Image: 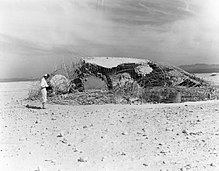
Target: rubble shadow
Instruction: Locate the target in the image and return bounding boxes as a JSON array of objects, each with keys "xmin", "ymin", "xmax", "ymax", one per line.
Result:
[{"xmin": 25, "ymin": 104, "xmax": 42, "ymax": 109}]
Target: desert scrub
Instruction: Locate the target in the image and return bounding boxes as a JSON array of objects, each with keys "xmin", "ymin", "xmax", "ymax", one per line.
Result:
[
  {"xmin": 27, "ymin": 81, "xmax": 41, "ymax": 100},
  {"xmin": 51, "ymin": 62, "xmax": 81, "ymax": 80}
]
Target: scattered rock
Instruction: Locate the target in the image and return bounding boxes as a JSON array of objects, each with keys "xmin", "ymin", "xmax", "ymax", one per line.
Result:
[
  {"xmin": 182, "ymin": 130, "xmax": 188, "ymax": 135},
  {"xmin": 73, "ymin": 147, "xmax": 78, "ymax": 152},
  {"xmin": 19, "ymin": 137, "xmax": 27, "ymax": 141},
  {"xmin": 77, "ymin": 157, "xmax": 87, "ymax": 162},
  {"xmin": 61, "ymin": 138, "xmax": 68, "ymax": 144},
  {"xmin": 57, "ymin": 133, "xmax": 63, "ymax": 137},
  {"xmin": 122, "ymin": 132, "xmax": 128, "ymax": 135},
  {"xmin": 185, "ymin": 164, "xmax": 191, "ymax": 169},
  {"xmin": 101, "ymin": 156, "xmax": 106, "ymax": 161},
  {"xmin": 210, "ymin": 163, "xmax": 215, "ymax": 167},
  {"xmin": 45, "ymin": 159, "xmax": 56, "ymax": 164},
  {"xmin": 160, "ymin": 151, "xmax": 166, "ymax": 154},
  {"xmin": 35, "ymin": 166, "xmax": 48, "ymax": 171},
  {"xmin": 121, "ymin": 152, "xmax": 126, "ymax": 156},
  {"xmin": 143, "ymin": 163, "xmax": 148, "ymax": 167}
]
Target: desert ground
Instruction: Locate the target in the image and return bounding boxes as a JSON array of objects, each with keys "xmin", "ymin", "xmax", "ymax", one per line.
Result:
[
  {"xmin": 195, "ymin": 73, "xmax": 219, "ymax": 87},
  {"xmin": 0, "ymin": 78, "xmax": 219, "ymax": 171}
]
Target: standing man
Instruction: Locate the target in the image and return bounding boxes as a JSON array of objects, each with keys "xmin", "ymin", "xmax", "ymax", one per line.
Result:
[{"xmin": 40, "ymin": 74, "xmax": 50, "ymax": 109}]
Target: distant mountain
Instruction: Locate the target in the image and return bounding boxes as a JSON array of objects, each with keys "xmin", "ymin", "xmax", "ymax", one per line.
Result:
[
  {"xmin": 178, "ymin": 64, "xmax": 219, "ymax": 73},
  {"xmin": 0, "ymin": 78, "xmax": 37, "ymax": 82}
]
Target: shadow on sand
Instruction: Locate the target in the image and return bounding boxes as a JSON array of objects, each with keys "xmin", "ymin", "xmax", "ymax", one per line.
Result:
[{"xmin": 25, "ymin": 104, "xmax": 42, "ymax": 109}]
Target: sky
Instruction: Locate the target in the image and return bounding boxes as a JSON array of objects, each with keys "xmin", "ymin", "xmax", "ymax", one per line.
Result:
[{"xmin": 0, "ymin": 0, "xmax": 219, "ymax": 79}]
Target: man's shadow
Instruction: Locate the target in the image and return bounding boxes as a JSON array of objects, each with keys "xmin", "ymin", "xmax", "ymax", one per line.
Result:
[{"xmin": 25, "ymin": 104, "xmax": 42, "ymax": 109}]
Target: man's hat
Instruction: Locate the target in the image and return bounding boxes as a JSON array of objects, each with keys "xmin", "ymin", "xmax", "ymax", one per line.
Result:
[{"xmin": 44, "ymin": 74, "xmax": 50, "ymax": 78}]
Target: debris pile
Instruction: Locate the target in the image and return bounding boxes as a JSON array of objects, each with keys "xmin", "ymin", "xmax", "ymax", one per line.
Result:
[
  {"xmin": 28, "ymin": 57, "xmax": 219, "ymax": 104},
  {"xmin": 142, "ymin": 86, "xmax": 219, "ymax": 103},
  {"xmin": 50, "ymin": 74, "xmax": 69, "ymax": 94},
  {"xmin": 48, "ymin": 85, "xmax": 219, "ymax": 105},
  {"xmin": 77, "ymin": 57, "xmax": 209, "ymax": 90},
  {"xmin": 49, "ymin": 90, "xmax": 116, "ymax": 105},
  {"xmin": 113, "ymin": 73, "xmax": 142, "ymax": 94}
]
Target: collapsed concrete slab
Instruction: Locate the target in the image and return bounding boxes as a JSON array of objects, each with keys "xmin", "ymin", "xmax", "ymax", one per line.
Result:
[
  {"xmin": 75, "ymin": 57, "xmax": 209, "ymax": 91},
  {"xmin": 46, "ymin": 57, "xmax": 219, "ymax": 105}
]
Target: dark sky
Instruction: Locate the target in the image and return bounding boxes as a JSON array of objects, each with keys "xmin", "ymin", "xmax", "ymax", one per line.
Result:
[{"xmin": 0, "ymin": 0, "xmax": 219, "ymax": 78}]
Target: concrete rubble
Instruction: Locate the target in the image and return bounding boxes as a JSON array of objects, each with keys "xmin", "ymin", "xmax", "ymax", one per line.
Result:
[{"xmin": 30, "ymin": 57, "xmax": 219, "ymax": 104}]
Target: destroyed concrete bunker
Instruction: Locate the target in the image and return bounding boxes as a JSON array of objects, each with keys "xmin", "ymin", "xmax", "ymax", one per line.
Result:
[
  {"xmin": 47, "ymin": 57, "xmax": 219, "ymax": 104},
  {"xmin": 74, "ymin": 57, "xmax": 208, "ymax": 91}
]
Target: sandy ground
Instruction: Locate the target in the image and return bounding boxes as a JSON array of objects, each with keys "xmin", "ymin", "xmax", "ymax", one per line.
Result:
[
  {"xmin": 0, "ymin": 82, "xmax": 219, "ymax": 171},
  {"xmin": 196, "ymin": 73, "xmax": 219, "ymax": 86}
]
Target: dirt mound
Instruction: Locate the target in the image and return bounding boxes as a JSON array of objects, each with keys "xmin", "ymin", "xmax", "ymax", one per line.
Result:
[
  {"xmin": 49, "ymin": 90, "xmax": 116, "ymax": 105},
  {"xmin": 47, "ymin": 85, "xmax": 219, "ymax": 106},
  {"xmin": 28, "ymin": 57, "xmax": 219, "ymax": 104}
]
